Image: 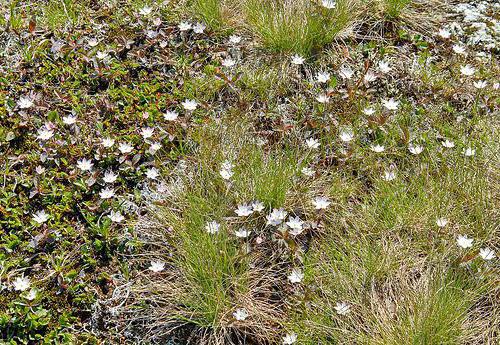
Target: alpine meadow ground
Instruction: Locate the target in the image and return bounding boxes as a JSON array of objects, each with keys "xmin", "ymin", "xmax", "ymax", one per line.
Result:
[{"xmin": 1, "ymin": 0, "xmax": 498, "ymax": 344}]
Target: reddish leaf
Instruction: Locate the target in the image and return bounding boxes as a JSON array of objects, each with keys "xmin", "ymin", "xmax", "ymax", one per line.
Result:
[
  {"xmin": 460, "ymin": 251, "xmax": 477, "ymax": 263},
  {"xmin": 29, "ymin": 19, "xmax": 36, "ymax": 33}
]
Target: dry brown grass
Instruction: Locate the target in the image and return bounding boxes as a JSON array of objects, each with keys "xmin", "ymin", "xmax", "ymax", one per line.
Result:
[{"xmin": 113, "ymin": 263, "xmax": 285, "ymax": 344}]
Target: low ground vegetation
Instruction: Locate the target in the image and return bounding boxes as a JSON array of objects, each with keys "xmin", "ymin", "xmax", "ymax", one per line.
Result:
[{"xmin": 0, "ymin": 0, "xmax": 498, "ymax": 344}]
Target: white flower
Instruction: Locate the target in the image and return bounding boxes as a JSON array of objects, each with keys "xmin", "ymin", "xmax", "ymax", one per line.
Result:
[
  {"xmin": 24, "ymin": 288, "xmax": 37, "ymax": 301},
  {"xmin": 103, "ymin": 170, "xmax": 118, "ymax": 183},
  {"xmin": 460, "ymin": 65, "xmax": 475, "ymax": 76},
  {"xmin": 338, "ymin": 65, "xmax": 354, "ymax": 80},
  {"xmin": 146, "ymin": 30, "xmax": 158, "ymax": 39},
  {"xmin": 334, "ymin": 302, "xmax": 351, "ymax": 315},
  {"xmin": 178, "ymin": 21, "xmax": 192, "ymax": 32},
  {"xmin": 235, "ymin": 204, "xmax": 253, "ymax": 217},
  {"xmin": 220, "ymin": 160, "xmax": 234, "ymax": 180},
  {"xmin": 382, "ymin": 98, "xmax": 399, "ymax": 111},
  {"xmin": 438, "ymin": 28, "xmax": 451, "ymax": 39},
  {"xmin": 378, "ymin": 60, "xmax": 392, "ymax": 73},
  {"xmin": 33, "ymin": 210, "xmax": 49, "ymax": 224},
  {"xmin": 13, "ymin": 276, "xmax": 30, "ymax": 291},
  {"xmin": 252, "ymin": 201, "xmax": 265, "ymax": 212},
  {"xmin": 62, "ymin": 114, "xmax": 77, "ymax": 125},
  {"xmin": 322, "ymin": 0, "xmax": 336, "ymax": 9},
  {"xmin": 457, "ymin": 235, "xmax": 473, "ymax": 249},
  {"xmin": 96, "ymin": 51, "xmax": 109, "ymax": 60},
  {"xmin": 102, "ymin": 137, "xmax": 115, "ymax": 148},
  {"xmin": 382, "ymin": 170, "xmax": 396, "ymax": 181},
  {"xmin": 229, "ymin": 35, "xmax": 242, "ymax": 44},
  {"xmin": 312, "ymin": 196, "xmax": 330, "ymax": 210},
  {"xmin": 108, "ymin": 210, "xmax": 124, "ymax": 223},
  {"xmin": 182, "ymin": 99, "xmax": 198, "ymax": 111},
  {"xmin": 452, "ymin": 44, "xmax": 466, "ymax": 55},
  {"xmin": 145, "ymin": 167, "xmax": 159, "ymax": 180},
  {"xmin": 287, "ymin": 268, "xmax": 304, "ymax": 284},
  {"xmin": 266, "ymin": 208, "xmax": 287, "ymax": 226},
  {"xmin": 291, "ymin": 54, "xmax": 305, "ymax": 65},
  {"xmin": 441, "ymin": 139, "xmax": 455, "ymax": 148},
  {"xmin": 77, "ymin": 158, "xmax": 93, "ymax": 172},
  {"xmin": 302, "ymin": 166, "xmax": 315, "ymax": 177},
  {"xmin": 140, "ymin": 127, "xmax": 154, "ymax": 139},
  {"xmin": 149, "ymin": 260, "xmax": 165, "ymax": 272},
  {"xmin": 363, "ymin": 107, "xmax": 376, "ymax": 116},
  {"xmin": 222, "ymin": 58, "xmax": 236, "ymax": 67},
  {"xmin": 339, "ymin": 128, "xmax": 354, "ymax": 142},
  {"xmin": 316, "ymin": 94, "xmax": 330, "ymax": 103},
  {"xmin": 233, "ymin": 308, "xmax": 249, "ymax": 321},
  {"xmin": 235, "ymin": 228, "xmax": 251, "ymax": 238},
  {"xmin": 148, "ymin": 142, "xmax": 162, "ymax": 155},
  {"xmin": 286, "ymin": 216, "xmax": 304, "ymax": 236},
  {"xmin": 88, "ymin": 38, "xmax": 98, "ymax": 47},
  {"xmin": 35, "ymin": 166, "xmax": 45, "ymax": 174},
  {"xmin": 370, "ymin": 144, "xmax": 385, "ymax": 153},
  {"xmin": 205, "ymin": 220, "xmax": 220, "ymax": 234},
  {"xmin": 473, "ymin": 81, "xmax": 487, "ymax": 89},
  {"xmin": 436, "ymin": 217, "xmax": 448, "ymax": 227},
  {"xmin": 408, "ymin": 143, "xmax": 424, "ymax": 155},
  {"xmin": 306, "ymin": 138, "xmax": 320, "ymax": 149},
  {"xmin": 220, "ymin": 170, "xmax": 233, "ymax": 180},
  {"xmin": 37, "ymin": 127, "xmax": 54, "ymax": 141},
  {"xmin": 164, "ymin": 110, "xmax": 179, "ymax": 121},
  {"xmin": 364, "ymin": 70, "xmax": 377, "ymax": 83},
  {"xmin": 283, "ymin": 332, "xmax": 298, "ymax": 345},
  {"xmin": 139, "ymin": 5, "xmax": 153, "ymax": 16},
  {"xmin": 464, "ymin": 147, "xmax": 475, "ymax": 157},
  {"xmin": 479, "ymin": 248, "xmax": 495, "ymax": 260},
  {"xmin": 18, "ymin": 96, "xmax": 34, "ymax": 109},
  {"xmin": 99, "ymin": 187, "xmax": 115, "ymax": 199},
  {"xmin": 193, "ymin": 22, "xmax": 206, "ymax": 33},
  {"xmin": 316, "ymin": 71, "xmax": 331, "ymax": 83},
  {"xmin": 118, "ymin": 142, "xmax": 134, "ymax": 154}
]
